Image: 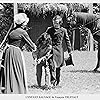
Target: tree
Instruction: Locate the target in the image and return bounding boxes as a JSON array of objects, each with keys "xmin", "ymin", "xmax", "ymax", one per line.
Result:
[{"xmin": 0, "ymin": 3, "xmax": 13, "ymax": 43}]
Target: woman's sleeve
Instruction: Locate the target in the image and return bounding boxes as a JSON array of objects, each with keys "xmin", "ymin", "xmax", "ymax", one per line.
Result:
[
  {"xmin": 22, "ymin": 31, "xmax": 36, "ymax": 51},
  {"xmin": 64, "ymin": 28, "xmax": 72, "ymax": 53}
]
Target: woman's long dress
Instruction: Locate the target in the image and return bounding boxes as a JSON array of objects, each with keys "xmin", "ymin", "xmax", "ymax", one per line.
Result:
[{"xmin": 1, "ymin": 27, "xmax": 35, "ymax": 94}]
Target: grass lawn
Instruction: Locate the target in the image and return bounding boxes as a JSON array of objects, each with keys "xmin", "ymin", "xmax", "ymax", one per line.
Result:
[{"xmin": 23, "ymin": 50, "xmax": 100, "ymax": 94}]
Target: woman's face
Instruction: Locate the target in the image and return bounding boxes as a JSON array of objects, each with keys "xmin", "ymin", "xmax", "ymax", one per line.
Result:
[
  {"xmin": 21, "ymin": 22, "xmax": 28, "ymax": 29},
  {"xmin": 53, "ymin": 19, "xmax": 61, "ymax": 29}
]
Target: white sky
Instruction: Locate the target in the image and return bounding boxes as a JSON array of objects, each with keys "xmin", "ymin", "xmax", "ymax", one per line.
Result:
[{"xmin": 0, "ymin": 0, "xmax": 100, "ymax": 3}]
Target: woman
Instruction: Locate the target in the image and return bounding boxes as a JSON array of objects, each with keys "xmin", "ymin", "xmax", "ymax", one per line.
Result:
[{"xmin": 0, "ymin": 13, "xmax": 36, "ymax": 94}]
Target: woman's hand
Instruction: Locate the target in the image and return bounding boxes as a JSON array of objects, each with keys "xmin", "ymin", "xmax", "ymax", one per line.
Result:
[
  {"xmin": 32, "ymin": 50, "xmax": 37, "ymax": 60},
  {"xmin": 33, "ymin": 44, "xmax": 37, "ymax": 52}
]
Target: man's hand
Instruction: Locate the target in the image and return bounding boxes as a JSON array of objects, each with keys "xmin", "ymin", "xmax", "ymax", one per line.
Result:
[
  {"xmin": 69, "ymin": 53, "xmax": 74, "ymax": 66},
  {"xmin": 48, "ymin": 45, "xmax": 52, "ymax": 49}
]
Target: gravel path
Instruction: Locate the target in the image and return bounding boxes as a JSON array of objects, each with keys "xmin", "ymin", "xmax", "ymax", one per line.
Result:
[{"xmin": 24, "ymin": 50, "xmax": 100, "ymax": 94}]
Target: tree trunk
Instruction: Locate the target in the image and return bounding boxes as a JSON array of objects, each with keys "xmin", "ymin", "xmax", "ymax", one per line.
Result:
[
  {"xmin": 89, "ymin": 3, "xmax": 94, "ymax": 51},
  {"xmin": 14, "ymin": 3, "xmax": 18, "ymax": 27}
]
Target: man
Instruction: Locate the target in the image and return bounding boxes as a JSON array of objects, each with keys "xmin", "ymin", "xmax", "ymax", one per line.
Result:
[{"xmin": 46, "ymin": 15, "xmax": 72, "ymax": 86}]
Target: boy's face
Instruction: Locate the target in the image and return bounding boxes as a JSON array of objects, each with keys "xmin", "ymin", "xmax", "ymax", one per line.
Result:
[{"xmin": 53, "ymin": 19, "xmax": 61, "ymax": 29}]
